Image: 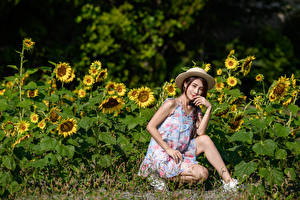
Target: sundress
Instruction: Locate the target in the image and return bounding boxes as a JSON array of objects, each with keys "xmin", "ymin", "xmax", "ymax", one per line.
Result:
[{"xmin": 138, "ymin": 98, "xmax": 200, "ymax": 178}]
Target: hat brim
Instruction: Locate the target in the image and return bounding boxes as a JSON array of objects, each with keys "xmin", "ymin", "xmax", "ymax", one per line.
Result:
[{"xmin": 175, "ymin": 71, "xmax": 215, "ymax": 90}]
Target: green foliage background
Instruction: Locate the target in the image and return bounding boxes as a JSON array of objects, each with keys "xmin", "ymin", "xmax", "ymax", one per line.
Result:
[{"xmin": 1, "ymin": 0, "xmax": 300, "ymax": 90}]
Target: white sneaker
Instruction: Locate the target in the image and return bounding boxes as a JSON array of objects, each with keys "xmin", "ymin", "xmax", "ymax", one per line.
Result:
[
  {"xmin": 147, "ymin": 173, "xmax": 168, "ymax": 191},
  {"xmin": 222, "ymin": 178, "xmax": 239, "ymax": 192}
]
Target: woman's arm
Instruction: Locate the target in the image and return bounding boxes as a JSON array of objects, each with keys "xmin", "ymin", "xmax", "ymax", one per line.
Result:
[
  {"xmin": 196, "ymin": 106, "xmax": 212, "ymax": 136},
  {"xmin": 192, "ymin": 96, "xmax": 212, "ymax": 136},
  {"xmin": 146, "ymin": 99, "xmax": 176, "ymax": 150},
  {"xmin": 146, "ymin": 99, "xmax": 183, "ymax": 163}
]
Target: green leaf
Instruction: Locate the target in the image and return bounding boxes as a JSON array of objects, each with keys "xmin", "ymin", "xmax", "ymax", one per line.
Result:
[
  {"xmin": 44, "ymin": 153, "xmax": 57, "ymax": 165},
  {"xmin": 284, "ymin": 168, "xmax": 296, "ymax": 181},
  {"xmin": 79, "ymin": 117, "xmax": 96, "ymax": 131},
  {"xmin": 252, "ymin": 139, "xmax": 277, "ymax": 156},
  {"xmin": 275, "ymin": 149, "xmax": 287, "ymax": 159},
  {"xmin": 285, "ymin": 141, "xmax": 300, "ymax": 155},
  {"xmin": 119, "ymin": 115, "xmax": 140, "ymax": 129},
  {"xmin": 85, "ymin": 136, "xmax": 96, "ymax": 146},
  {"xmin": 17, "ymin": 99, "xmax": 32, "ymax": 108},
  {"xmin": 2, "ymin": 155, "xmax": 16, "ymax": 170},
  {"xmin": 229, "ymin": 130, "xmax": 253, "ymax": 144},
  {"xmin": 233, "ymin": 161, "xmax": 258, "ymax": 181},
  {"xmin": 8, "ymin": 181, "xmax": 21, "ymax": 194},
  {"xmin": 0, "ymin": 99, "xmax": 8, "ymax": 111},
  {"xmin": 39, "ymin": 66, "xmax": 52, "ymax": 71},
  {"xmin": 272, "ymin": 123, "xmax": 290, "ymax": 138},
  {"xmin": 98, "ymin": 132, "xmax": 116, "ymax": 145},
  {"xmin": 48, "ymin": 61, "xmax": 57, "ymax": 66},
  {"xmin": 0, "ymin": 171, "xmax": 12, "ymax": 187},
  {"xmin": 287, "ymin": 104, "xmax": 299, "ymax": 116},
  {"xmin": 7, "ymin": 65, "xmax": 18, "ymax": 71},
  {"xmin": 26, "ymin": 68, "xmax": 38, "ymax": 75},
  {"xmin": 48, "ymin": 94, "xmax": 59, "ymax": 103},
  {"xmin": 258, "ymin": 167, "xmax": 283, "ymax": 186},
  {"xmin": 23, "ymin": 81, "xmax": 37, "ymax": 89},
  {"xmin": 98, "ymin": 155, "xmax": 112, "ymax": 168},
  {"xmin": 67, "ymin": 138, "xmax": 80, "ymax": 147},
  {"xmin": 40, "ymin": 136, "xmax": 58, "ymax": 152},
  {"xmin": 117, "ymin": 135, "xmax": 133, "ymax": 152}
]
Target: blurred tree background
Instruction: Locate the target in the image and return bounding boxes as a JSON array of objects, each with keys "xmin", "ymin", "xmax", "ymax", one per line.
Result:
[{"xmin": 1, "ymin": 0, "xmax": 299, "ymax": 96}]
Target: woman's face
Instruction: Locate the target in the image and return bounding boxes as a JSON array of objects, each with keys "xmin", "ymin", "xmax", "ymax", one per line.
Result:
[{"xmin": 184, "ymin": 79, "xmax": 204, "ymax": 101}]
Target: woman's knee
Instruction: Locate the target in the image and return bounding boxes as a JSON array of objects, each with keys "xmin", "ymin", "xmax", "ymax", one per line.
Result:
[
  {"xmin": 196, "ymin": 135, "xmax": 212, "ymax": 145},
  {"xmin": 192, "ymin": 165, "xmax": 208, "ymax": 182}
]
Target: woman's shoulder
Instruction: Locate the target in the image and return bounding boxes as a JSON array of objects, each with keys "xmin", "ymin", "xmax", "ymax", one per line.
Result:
[{"xmin": 162, "ymin": 98, "xmax": 177, "ymax": 107}]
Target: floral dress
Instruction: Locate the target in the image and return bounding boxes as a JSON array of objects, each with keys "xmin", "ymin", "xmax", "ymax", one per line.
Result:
[{"xmin": 138, "ymin": 98, "xmax": 199, "ymax": 178}]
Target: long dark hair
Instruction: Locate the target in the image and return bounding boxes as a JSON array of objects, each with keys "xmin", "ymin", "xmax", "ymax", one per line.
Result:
[{"xmin": 181, "ymin": 76, "xmax": 208, "ymax": 139}]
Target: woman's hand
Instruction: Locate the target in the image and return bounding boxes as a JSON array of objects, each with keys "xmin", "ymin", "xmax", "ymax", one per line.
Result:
[
  {"xmin": 192, "ymin": 96, "xmax": 211, "ymax": 108},
  {"xmin": 166, "ymin": 148, "xmax": 183, "ymax": 164}
]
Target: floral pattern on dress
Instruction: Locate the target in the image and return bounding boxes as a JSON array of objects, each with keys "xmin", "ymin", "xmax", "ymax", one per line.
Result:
[{"xmin": 138, "ymin": 98, "xmax": 199, "ymax": 178}]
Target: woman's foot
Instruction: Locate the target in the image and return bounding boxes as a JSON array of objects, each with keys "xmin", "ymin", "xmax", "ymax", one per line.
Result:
[
  {"xmin": 147, "ymin": 174, "xmax": 168, "ymax": 191},
  {"xmin": 221, "ymin": 178, "xmax": 239, "ymax": 192}
]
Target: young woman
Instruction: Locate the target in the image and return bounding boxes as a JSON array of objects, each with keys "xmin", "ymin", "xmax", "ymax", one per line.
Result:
[{"xmin": 138, "ymin": 67, "xmax": 239, "ymax": 191}]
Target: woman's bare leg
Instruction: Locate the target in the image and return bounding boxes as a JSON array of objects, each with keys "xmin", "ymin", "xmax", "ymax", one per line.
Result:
[
  {"xmin": 177, "ymin": 164, "xmax": 209, "ymax": 183},
  {"xmin": 195, "ymin": 135, "xmax": 232, "ymax": 183}
]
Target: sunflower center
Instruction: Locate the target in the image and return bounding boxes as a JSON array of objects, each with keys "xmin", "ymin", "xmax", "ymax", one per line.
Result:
[
  {"xmin": 50, "ymin": 110, "xmax": 59, "ymax": 122},
  {"xmin": 274, "ymin": 83, "xmax": 285, "ymax": 95},
  {"xmin": 167, "ymin": 86, "xmax": 174, "ymax": 92},
  {"xmin": 99, "ymin": 72, "xmax": 105, "ymax": 77},
  {"xmin": 138, "ymin": 91, "xmax": 149, "ymax": 102},
  {"xmin": 20, "ymin": 124, "xmax": 26, "ymax": 130},
  {"xmin": 57, "ymin": 66, "xmax": 67, "ymax": 76},
  {"xmin": 61, "ymin": 121, "xmax": 74, "ymax": 132},
  {"xmin": 107, "ymin": 85, "xmax": 114, "ymax": 91},
  {"xmin": 103, "ymin": 98, "xmax": 119, "ymax": 108},
  {"xmin": 117, "ymin": 87, "xmax": 123, "ymax": 93},
  {"xmin": 228, "ymin": 61, "xmax": 233, "ymax": 66},
  {"xmin": 29, "ymin": 90, "xmax": 35, "ymax": 97}
]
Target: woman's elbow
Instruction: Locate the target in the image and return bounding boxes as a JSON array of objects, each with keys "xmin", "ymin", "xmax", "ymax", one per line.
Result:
[{"xmin": 146, "ymin": 123, "xmax": 152, "ymax": 132}]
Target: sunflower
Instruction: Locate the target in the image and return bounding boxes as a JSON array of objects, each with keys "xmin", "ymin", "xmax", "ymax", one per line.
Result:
[
  {"xmin": 231, "ymin": 104, "xmax": 237, "ymax": 112},
  {"xmin": 128, "ymin": 88, "xmax": 138, "ymax": 100},
  {"xmin": 6, "ymin": 81, "xmax": 13, "ymax": 89},
  {"xmin": 253, "ymin": 96, "xmax": 263, "ymax": 110},
  {"xmin": 291, "ymin": 90, "xmax": 297, "ymax": 97},
  {"xmin": 90, "ymin": 60, "xmax": 102, "ymax": 69},
  {"xmin": 49, "ymin": 107, "xmax": 61, "ymax": 123},
  {"xmin": 217, "ymin": 69, "xmax": 222, "ymax": 76},
  {"xmin": 57, "ymin": 118, "xmax": 77, "ymax": 137},
  {"xmin": 241, "ymin": 56, "xmax": 255, "ymax": 76},
  {"xmin": 12, "ymin": 134, "xmax": 31, "ymax": 148},
  {"xmin": 30, "ymin": 113, "xmax": 39, "ymax": 123},
  {"xmin": 215, "ymin": 107, "xmax": 229, "ymax": 117},
  {"xmin": 43, "ymin": 100, "xmax": 49, "ymax": 108},
  {"xmin": 228, "ymin": 113, "xmax": 244, "ymax": 132},
  {"xmin": 215, "ymin": 82, "xmax": 224, "ymax": 91},
  {"xmin": 269, "ymin": 76, "xmax": 290, "ymax": 102},
  {"xmin": 89, "ymin": 66, "xmax": 99, "ymax": 76},
  {"xmin": 83, "ymin": 75, "xmax": 94, "ymax": 86},
  {"xmin": 38, "ymin": 119, "xmax": 46, "ymax": 129},
  {"xmin": 227, "ymin": 76, "xmax": 238, "ymax": 87},
  {"xmin": 163, "ymin": 83, "xmax": 176, "ymax": 96},
  {"xmin": 115, "ymin": 83, "xmax": 126, "ymax": 96},
  {"xmin": 291, "ymin": 74, "xmax": 296, "ymax": 88},
  {"xmin": 96, "ymin": 69, "xmax": 108, "ymax": 82},
  {"xmin": 225, "ymin": 57, "xmax": 238, "ymax": 70},
  {"xmin": 1, "ymin": 121, "xmax": 16, "ymax": 136},
  {"xmin": 78, "ymin": 89, "xmax": 86, "ymax": 98},
  {"xmin": 217, "ymin": 93, "xmax": 224, "ymax": 103},
  {"xmin": 255, "ymin": 74, "xmax": 264, "ymax": 82},
  {"xmin": 65, "ymin": 69, "xmax": 75, "ymax": 83},
  {"xmin": 204, "ymin": 64, "xmax": 211, "ymax": 72},
  {"xmin": 282, "ymin": 97, "xmax": 293, "ymax": 106},
  {"xmin": 0, "ymin": 89, "xmax": 5, "ymax": 96},
  {"xmin": 55, "ymin": 62, "xmax": 72, "ymax": 82},
  {"xmin": 228, "ymin": 49, "xmax": 235, "ymax": 57},
  {"xmin": 269, "ymin": 93, "xmax": 276, "ymax": 102},
  {"xmin": 27, "ymin": 89, "xmax": 38, "ymax": 98},
  {"xmin": 105, "ymin": 81, "xmax": 116, "ymax": 95},
  {"xmin": 99, "ymin": 96, "xmax": 124, "ymax": 115},
  {"xmin": 16, "ymin": 120, "xmax": 30, "ymax": 134},
  {"xmin": 23, "ymin": 38, "xmax": 35, "ymax": 50},
  {"xmin": 135, "ymin": 87, "xmax": 155, "ymax": 108}
]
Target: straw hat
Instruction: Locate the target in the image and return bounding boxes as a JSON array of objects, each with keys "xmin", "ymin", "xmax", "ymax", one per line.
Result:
[{"xmin": 175, "ymin": 67, "xmax": 215, "ymax": 90}]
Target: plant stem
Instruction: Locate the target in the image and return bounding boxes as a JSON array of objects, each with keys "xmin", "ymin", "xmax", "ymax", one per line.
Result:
[{"xmin": 19, "ymin": 45, "xmax": 25, "ymax": 121}]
